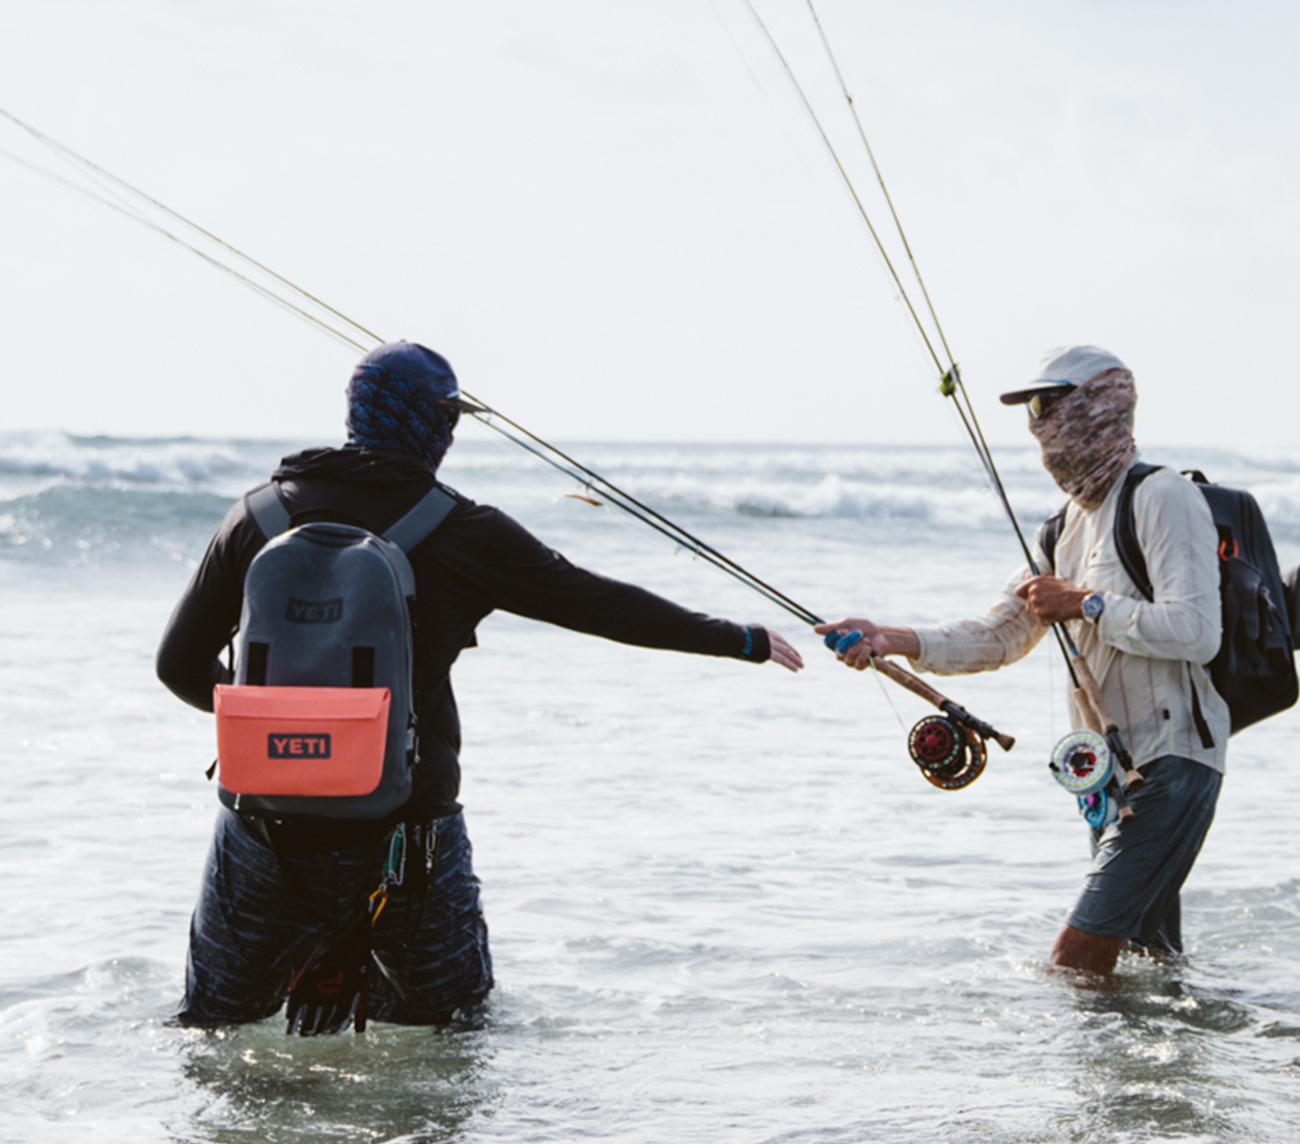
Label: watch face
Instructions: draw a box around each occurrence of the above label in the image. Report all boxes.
[1082,593,1104,620]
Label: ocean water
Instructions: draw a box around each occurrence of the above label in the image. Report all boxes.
[4,429,1300,1143]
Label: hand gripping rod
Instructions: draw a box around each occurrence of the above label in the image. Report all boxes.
[825,630,1015,753]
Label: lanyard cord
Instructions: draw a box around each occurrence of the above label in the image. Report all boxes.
[2,103,1026,750]
[737,3,1084,685]
[0,107,824,630]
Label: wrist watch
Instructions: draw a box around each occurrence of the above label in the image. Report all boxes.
[1080,592,1105,623]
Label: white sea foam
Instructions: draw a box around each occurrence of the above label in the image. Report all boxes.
[4,435,1300,1143]
[0,430,274,487]
[5,434,1298,568]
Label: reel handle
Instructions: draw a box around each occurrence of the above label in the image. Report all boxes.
[823,629,1015,753]
[939,700,1016,754]
[870,656,1016,752]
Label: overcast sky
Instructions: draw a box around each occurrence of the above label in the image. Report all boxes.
[1,0,1296,448]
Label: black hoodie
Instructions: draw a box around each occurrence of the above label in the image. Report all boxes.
[157,446,770,837]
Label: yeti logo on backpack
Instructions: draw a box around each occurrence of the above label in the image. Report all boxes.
[268,734,332,758]
[212,481,456,819]
[286,597,344,624]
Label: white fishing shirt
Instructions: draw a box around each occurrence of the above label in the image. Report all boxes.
[910,457,1228,773]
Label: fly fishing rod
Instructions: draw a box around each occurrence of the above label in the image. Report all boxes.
[2,106,1015,787]
[739,1,1141,818]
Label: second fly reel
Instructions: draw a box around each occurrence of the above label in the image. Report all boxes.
[1049,728,1119,828]
[907,714,987,790]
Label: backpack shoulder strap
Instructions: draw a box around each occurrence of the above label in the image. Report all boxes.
[382,485,457,553]
[1285,562,1300,647]
[1038,504,1068,574]
[1114,463,1163,602]
[244,482,292,541]
[1115,463,1218,748]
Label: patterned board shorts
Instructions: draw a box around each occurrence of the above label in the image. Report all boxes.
[1066,755,1222,954]
[172,807,494,1028]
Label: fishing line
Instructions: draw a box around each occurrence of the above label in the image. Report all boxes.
[3,106,1013,764]
[804,2,1037,571]
[737,0,942,378]
[740,6,1155,814]
[801,2,1056,578]
[736,5,1034,565]
[477,416,824,624]
[739,3,1083,687]
[0,145,371,354]
[738,0,1050,667]
[0,109,382,351]
[803,0,954,370]
[9,102,815,637]
[0,107,823,629]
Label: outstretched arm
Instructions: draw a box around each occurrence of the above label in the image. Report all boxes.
[766,628,804,672]
[458,505,804,670]
[812,560,1052,677]
[813,618,919,668]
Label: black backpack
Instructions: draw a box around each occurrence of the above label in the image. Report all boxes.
[1286,563,1300,649]
[213,481,456,818]
[1041,463,1298,739]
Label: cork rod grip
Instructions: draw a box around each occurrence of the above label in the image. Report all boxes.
[1070,655,1144,789]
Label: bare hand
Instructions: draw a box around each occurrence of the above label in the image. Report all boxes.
[764,628,804,672]
[813,618,920,670]
[1014,576,1088,625]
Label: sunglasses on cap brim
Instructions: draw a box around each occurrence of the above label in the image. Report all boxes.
[1026,385,1076,419]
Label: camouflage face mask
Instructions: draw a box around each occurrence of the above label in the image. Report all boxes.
[1028,368,1137,510]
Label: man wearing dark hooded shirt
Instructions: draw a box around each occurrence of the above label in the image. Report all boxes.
[157,341,803,1029]
[816,346,1226,976]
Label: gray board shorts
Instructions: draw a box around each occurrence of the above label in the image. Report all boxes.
[1066,755,1221,955]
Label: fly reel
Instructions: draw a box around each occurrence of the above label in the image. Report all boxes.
[907,714,987,790]
[1077,788,1118,829]
[1048,729,1118,828]
[1049,729,1111,795]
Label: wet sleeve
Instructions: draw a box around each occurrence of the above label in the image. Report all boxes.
[155,501,256,711]
[466,508,770,662]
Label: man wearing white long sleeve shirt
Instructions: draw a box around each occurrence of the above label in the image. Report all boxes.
[817,346,1226,976]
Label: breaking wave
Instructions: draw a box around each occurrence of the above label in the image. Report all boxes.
[2,432,1298,565]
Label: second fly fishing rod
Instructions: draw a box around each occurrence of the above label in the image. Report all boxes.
[738,1,1141,820]
[2,106,1016,790]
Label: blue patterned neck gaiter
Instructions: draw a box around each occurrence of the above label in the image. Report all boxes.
[345,365,455,472]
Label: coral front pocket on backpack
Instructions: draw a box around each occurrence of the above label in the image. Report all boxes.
[215,685,391,798]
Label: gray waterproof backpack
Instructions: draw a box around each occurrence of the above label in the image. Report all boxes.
[213,481,455,819]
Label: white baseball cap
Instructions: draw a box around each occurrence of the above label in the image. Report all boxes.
[999,345,1128,405]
